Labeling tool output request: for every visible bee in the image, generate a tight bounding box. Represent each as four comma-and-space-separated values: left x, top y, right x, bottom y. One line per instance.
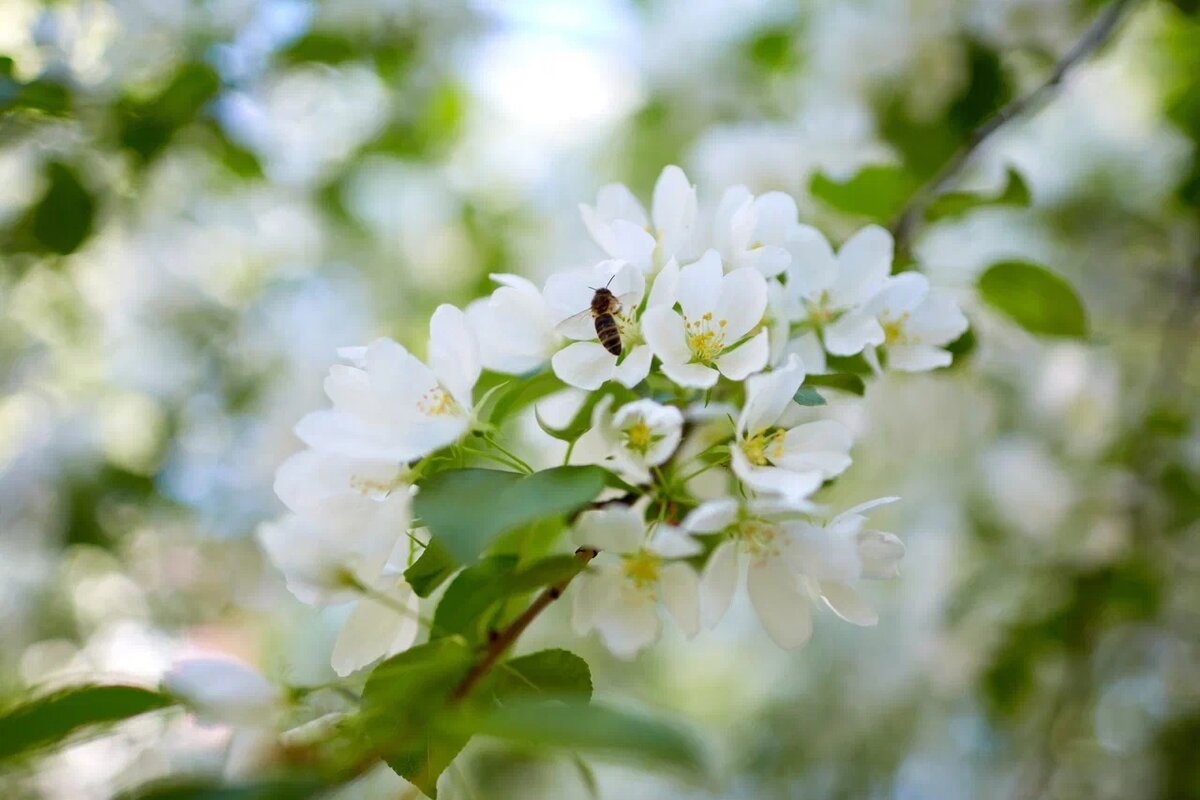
561, 277, 638, 356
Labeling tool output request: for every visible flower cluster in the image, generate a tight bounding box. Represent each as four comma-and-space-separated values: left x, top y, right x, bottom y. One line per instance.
260, 165, 967, 670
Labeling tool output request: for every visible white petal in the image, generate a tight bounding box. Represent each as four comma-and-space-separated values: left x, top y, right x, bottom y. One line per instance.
788, 521, 861, 581
732, 448, 822, 502
740, 353, 805, 435
658, 562, 701, 637
747, 557, 813, 648
831, 496, 900, 527
887, 344, 952, 372
163, 659, 279, 727
595, 182, 648, 226
571, 570, 615, 635
429, 304, 480, 409
699, 539, 739, 627
828, 225, 893, 309
715, 329, 770, 381
573, 506, 645, 553
660, 360, 720, 389
640, 307, 693, 365
866, 272, 930, 318
905, 291, 969, 345
612, 345, 653, 388
740, 245, 791, 278
646, 258, 680, 309
606, 220, 658, 270
753, 191, 799, 244
857, 529, 905, 578
819, 580, 878, 626
785, 332, 827, 375
683, 499, 739, 534
595, 582, 661, 658
776, 420, 853, 478
331, 583, 420, 676
648, 524, 702, 558
676, 250, 724, 321
823, 311, 885, 356
651, 165, 696, 256
785, 225, 838, 302
552, 342, 615, 390
716, 267, 769, 340
713, 186, 753, 256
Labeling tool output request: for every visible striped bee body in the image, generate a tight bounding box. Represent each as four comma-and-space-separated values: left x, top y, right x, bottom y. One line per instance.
590, 287, 624, 356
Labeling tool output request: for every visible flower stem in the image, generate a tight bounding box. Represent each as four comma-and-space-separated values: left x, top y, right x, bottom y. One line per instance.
483, 435, 535, 474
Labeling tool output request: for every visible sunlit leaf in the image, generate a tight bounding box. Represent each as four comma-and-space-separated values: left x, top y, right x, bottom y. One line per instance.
480, 649, 592, 702
0, 685, 174, 763
415, 467, 607, 563
433, 555, 519, 640
809, 165, 917, 223
978, 261, 1087, 337
404, 540, 457, 598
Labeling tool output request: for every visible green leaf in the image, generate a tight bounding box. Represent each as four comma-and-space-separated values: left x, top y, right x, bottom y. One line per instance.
505, 554, 587, 594
463, 700, 707, 777
433, 555, 519, 640
361, 640, 476, 798
486, 370, 565, 426
404, 540, 457, 598
0, 685, 174, 763
978, 261, 1088, 338
480, 649, 592, 702
415, 467, 607, 563
792, 387, 826, 406
117, 63, 220, 164
804, 372, 867, 396
925, 166, 1031, 221
810, 165, 917, 223
279, 33, 356, 64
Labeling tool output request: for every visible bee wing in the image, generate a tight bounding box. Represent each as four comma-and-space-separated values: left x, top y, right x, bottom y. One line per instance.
555, 306, 597, 336
612, 291, 641, 314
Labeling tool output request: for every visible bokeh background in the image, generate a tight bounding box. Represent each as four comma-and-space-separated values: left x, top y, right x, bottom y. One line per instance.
1, 0, 1198, 798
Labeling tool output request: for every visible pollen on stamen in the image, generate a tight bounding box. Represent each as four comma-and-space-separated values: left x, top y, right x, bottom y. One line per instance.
417, 386, 455, 417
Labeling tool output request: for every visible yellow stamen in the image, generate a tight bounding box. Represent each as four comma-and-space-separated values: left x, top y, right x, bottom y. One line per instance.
685, 312, 729, 362
622, 550, 661, 589
625, 420, 653, 452
741, 429, 786, 467
736, 518, 781, 560
417, 386, 456, 417
881, 312, 911, 345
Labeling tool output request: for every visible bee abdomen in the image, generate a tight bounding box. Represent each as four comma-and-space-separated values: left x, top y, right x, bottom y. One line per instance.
595, 314, 622, 356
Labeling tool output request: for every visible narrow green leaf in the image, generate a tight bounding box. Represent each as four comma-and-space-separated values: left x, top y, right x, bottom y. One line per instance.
792, 387, 826, 406
978, 261, 1088, 338
415, 467, 607, 563
481, 649, 592, 702
463, 700, 707, 777
404, 540, 457, 598
0, 685, 174, 763
804, 372, 867, 396
810, 165, 917, 223
925, 166, 1031, 221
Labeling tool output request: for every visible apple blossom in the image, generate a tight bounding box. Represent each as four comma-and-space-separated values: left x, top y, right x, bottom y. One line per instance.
862, 272, 969, 372
579, 165, 698, 272
641, 250, 770, 388
162, 658, 282, 727
571, 505, 701, 658
466, 273, 562, 374
712, 186, 799, 278
590, 396, 684, 484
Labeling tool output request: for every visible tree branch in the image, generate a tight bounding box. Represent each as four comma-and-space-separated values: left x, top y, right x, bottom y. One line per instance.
449, 546, 599, 702
889, 0, 1140, 254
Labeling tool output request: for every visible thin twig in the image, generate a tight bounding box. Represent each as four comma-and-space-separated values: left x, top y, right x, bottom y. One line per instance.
889, 0, 1140, 255
449, 546, 598, 702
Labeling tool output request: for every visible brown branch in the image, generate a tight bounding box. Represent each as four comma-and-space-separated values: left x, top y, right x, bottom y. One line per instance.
889, 0, 1141, 255
449, 546, 599, 703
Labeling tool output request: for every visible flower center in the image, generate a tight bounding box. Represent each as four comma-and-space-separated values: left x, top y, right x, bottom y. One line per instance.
417, 385, 457, 417
622, 550, 661, 589
685, 312, 728, 362
617, 311, 643, 348
741, 429, 786, 467
881, 313, 911, 345
736, 518, 781, 560
349, 470, 407, 499
624, 420, 654, 453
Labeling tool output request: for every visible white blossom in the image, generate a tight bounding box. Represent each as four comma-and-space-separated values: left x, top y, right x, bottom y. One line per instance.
591, 397, 684, 484
162, 658, 281, 727
712, 186, 798, 278
329, 572, 420, 677
466, 273, 561, 374
862, 272, 969, 372
571, 506, 701, 658
785, 224, 892, 357
580, 165, 698, 272
641, 250, 770, 388
731, 355, 853, 503
295, 305, 480, 463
